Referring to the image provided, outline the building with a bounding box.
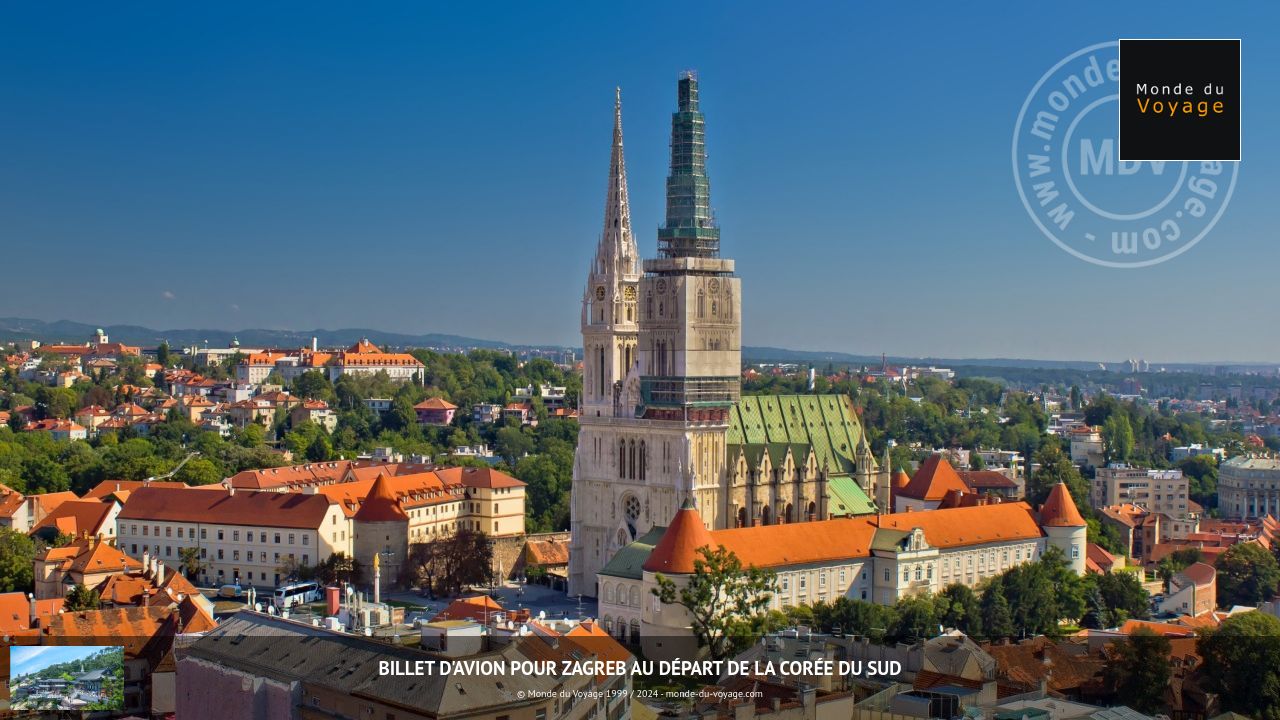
[116,486,350,588]
[177,610,632,720]
[414,397,458,425]
[570,78,887,596]
[1218,455,1280,519]
[24,418,88,442]
[1092,465,1190,518]
[1157,561,1216,617]
[29,498,120,542]
[514,383,568,410]
[895,455,970,512]
[600,484,1086,651]
[1068,425,1105,468]
[33,535,143,599]
[1170,444,1224,463]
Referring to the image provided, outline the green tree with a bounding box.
[292,370,336,403]
[494,426,534,466]
[937,583,982,636]
[305,432,332,462]
[1027,443,1088,509]
[980,583,1014,641]
[1197,612,1280,719]
[64,583,101,611]
[178,545,205,579]
[175,457,222,486]
[156,341,171,367]
[887,594,940,644]
[1093,570,1150,624]
[1158,547,1203,586]
[1080,584,1106,629]
[653,545,778,661]
[1178,454,1219,509]
[1109,628,1171,713]
[1102,413,1135,464]
[0,529,37,592]
[1216,542,1280,607]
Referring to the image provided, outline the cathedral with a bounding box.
[568,74,889,598]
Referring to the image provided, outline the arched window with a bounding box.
[807,501,817,521]
[784,503,794,524]
[628,440,636,479]
[697,290,705,318]
[761,505,771,526]
[629,586,639,608]
[639,441,646,480]
[598,347,605,397]
[618,440,626,479]
[737,507,748,528]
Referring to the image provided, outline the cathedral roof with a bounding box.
[901,455,969,501]
[354,473,409,523]
[728,395,867,477]
[642,499,713,574]
[1039,482,1087,527]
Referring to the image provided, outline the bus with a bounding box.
[273,581,321,609]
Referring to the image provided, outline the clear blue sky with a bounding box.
[1,3,1274,362]
[10,645,113,677]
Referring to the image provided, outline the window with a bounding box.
[233,531,240,542]
[288,534,295,545]
[143,526,149,537]
[233,550,240,561]
[781,577,789,592]
[260,532,267,543]
[218,530,224,541]
[820,573,827,588]
[799,576,807,591]
[177,527,183,538]
[165,527,172,537]
[275,534,281,544]
[131,524,137,534]
[884,569,890,582]
[218,549,224,560]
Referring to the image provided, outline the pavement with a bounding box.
[386,581,598,623]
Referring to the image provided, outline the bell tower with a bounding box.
[581,88,641,418]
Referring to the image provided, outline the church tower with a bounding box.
[570,73,741,598]
[581,88,641,417]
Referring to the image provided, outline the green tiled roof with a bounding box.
[828,475,876,516]
[598,526,666,580]
[728,394,866,476]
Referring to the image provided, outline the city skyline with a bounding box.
[2,2,1276,362]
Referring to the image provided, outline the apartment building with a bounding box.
[1092,464,1190,518]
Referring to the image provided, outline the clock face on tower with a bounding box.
[596,286,606,301]
[624,286,636,301]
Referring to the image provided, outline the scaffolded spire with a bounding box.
[659,71,719,259]
[594,87,638,278]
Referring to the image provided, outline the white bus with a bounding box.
[273,581,321,609]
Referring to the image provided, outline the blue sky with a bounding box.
[10,645,114,677]
[1,2,1275,362]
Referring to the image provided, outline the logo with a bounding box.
[1012,42,1238,268]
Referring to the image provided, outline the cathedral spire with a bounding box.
[595,87,637,277]
[659,71,719,259]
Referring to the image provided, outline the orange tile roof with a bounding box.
[435,466,525,490]
[874,502,1045,548]
[525,538,570,566]
[0,484,24,519]
[30,499,113,537]
[431,595,504,623]
[119,486,337,529]
[0,592,63,632]
[1118,619,1197,637]
[643,500,714,574]
[354,473,409,522]
[1039,482,1087,527]
[414,397,458,410]
[29,491,78,517]
[82,479,188,500]
[901,455,969,501]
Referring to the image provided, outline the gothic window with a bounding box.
[639,441,646,480]
[598,347,605,397]
[646,293,653,319]
[658,301,664,317]
[628,440,636,479]
[618,440,626,479]
[616,528,627,547]
[711,300,717,316]
[623,496,641,539]
[697,290,705,318]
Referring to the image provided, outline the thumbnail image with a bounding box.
[8,646,124,712]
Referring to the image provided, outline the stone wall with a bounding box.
[491,531,571,580]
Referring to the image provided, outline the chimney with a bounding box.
[28,593,37,628]
[312,337,318,352]
[142,550,150,576]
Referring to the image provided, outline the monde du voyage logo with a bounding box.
[1012,40,1240,268]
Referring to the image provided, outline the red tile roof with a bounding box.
[643,500,714,574]
[119,486,336,529]
[354,473,409,523]
[0,592,63,632]
[30,499,113,537]
[1039,483,1087,527]
[82,479,188,500]
[414,397,458,411]
[901,455,969,501]
[431,595,504,623]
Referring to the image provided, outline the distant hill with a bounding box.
[0,317,529,352]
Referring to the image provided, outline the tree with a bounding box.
[404,529,494,596]
[1109,628,1171,713]
[937,583,982,636]
[0,529,37,592]
[494,426,534,466]
[156,341,171,367]
[1198,612,1280,719]
[1080,584,1106,629]
[1216,542,1280,607]
[1158,547,1203,586]
[175,457,222,486]
[64,583,101,611]
[1070,385,1083,411]
[1093,570,1150,624]
[292,370,335,403]
[1102,413,1135,464]
[980,583,1014,642]
[887,594,940,644]
[1026,443,1088,509]
[305,432,332,462]
[1179,454,1219,509]
[178,546,205,579]
[315,552,362,586]
[653,545,778,661]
